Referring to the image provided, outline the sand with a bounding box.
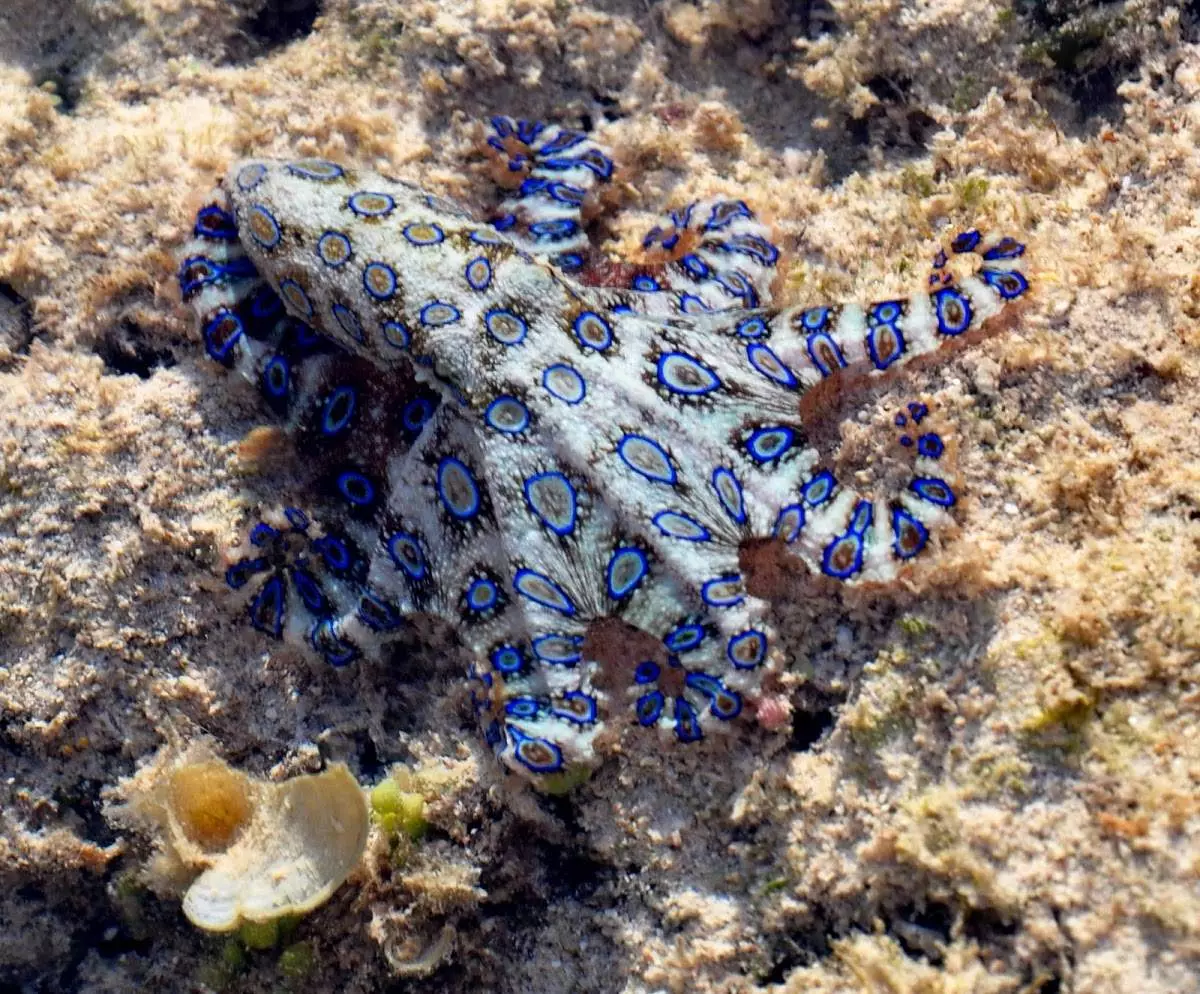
[0,0,1197,991]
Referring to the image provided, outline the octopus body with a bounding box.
[178,118,1029,785]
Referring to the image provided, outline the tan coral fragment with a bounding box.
[109,745,369,932]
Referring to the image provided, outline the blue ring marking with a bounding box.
[679,293,710,314]
[336,471,375,507]
[194,205,238,240]
[332,303,366,342]
[679,254,711,281]
[731,232,780,266]
[803,470,838,507]
[745,425,795,463]
[652,510,711,542]
[310,618,360,667]
[673,698,704,743]
[529,218,580,240]
[606,546,649,600]
[178,255,220,297]
[867,323,906,370]
[983,236,1025,260]
[437,457,481,519]
[735,315,769,339]
[484,395,531,435]
[465,576,500,613]
[892,506,930,560]
[346,191,395,217]
[980,267,1029,299]
[387,531,426,579]
[950,229,982,253]
[870,300,903,325]
[420,301,461,327]
[278,279,313,318]
[573,311,614,352]
[202,310,244,361]
[701,574,745,609]
[284,507,310,531]
[402,396,435,432]
[553,690,599,726]
[746,343,799,389]
[236,162,267,191]
[287,159,344,181]
[821,500,873,579]
[362,262,398,301]
[465,257,492,291]
[248,575,286,637]
[705,200,752,230]
[403,222,445,246]
[291,568,326,614]
[805,330,846,377]
[505,697,541,720]
[382,320,410,350]
[932,287,973,335]
[470,229,503,246]
[636,690,666,726]
[314,535,351,572]
[316,231,352,267]
[800,307,831,331]
[684,673,743,721]
[493,213,517,232]
[910,476,956,507]
[262,354,290,398]
[358,592,403,632]
[664,622,705,653]
[632,274,661,292]
[773,504,805,543]
[656,352,722,397]
[224,556,266,590]
[523,471,577,537]
[290,321,322,351]
[634,660,661,684]
[532,633,583,665]
[490,644,525,675]
[484,308,528,346]
[508,728,565,775]
[513,568,577,616]
[727,629,767,670]
[246,205,282,249]
[617,433,677,485]
[552,251,584,272]
[320,386,356,435]
[917,433,945,459]
[542,363,586,404]
[716,271,759,308]
[711,467,746,525]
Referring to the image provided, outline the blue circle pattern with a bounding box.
[573,311,614,352]
[484,396,531,434]
[513,568,577,616]
[605,546,649,600]
[523,471,577,536]
[542,364,585,404]
[656,352,721,397]
[437,457,481,519]
[617,434,677,485]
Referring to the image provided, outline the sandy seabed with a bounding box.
[0,1,1198,992]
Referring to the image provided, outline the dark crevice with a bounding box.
[31,64,83,113]
[0,283,33,358]
[93,320,176,379]
[244,0,322,49]
[790,705,836,752]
